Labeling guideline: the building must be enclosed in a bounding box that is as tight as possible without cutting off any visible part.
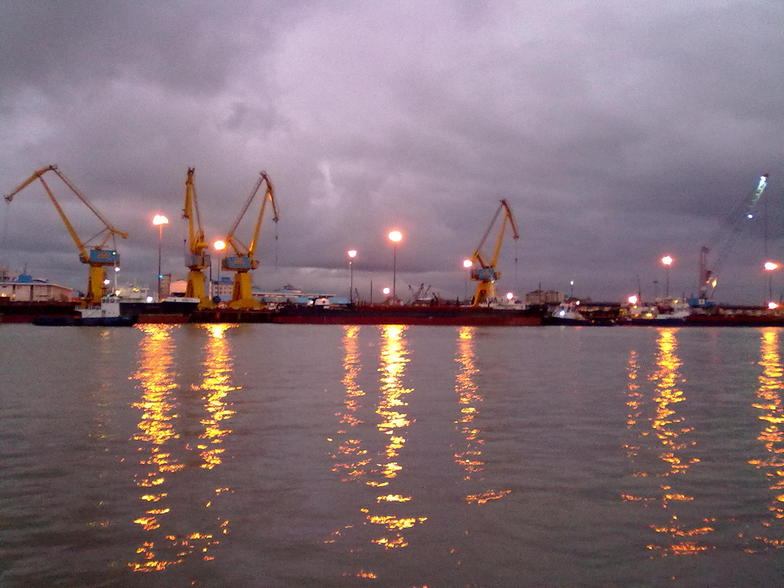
[0,274,73,302]
[525,289,564,306]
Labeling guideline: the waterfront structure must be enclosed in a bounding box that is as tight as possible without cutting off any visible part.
[0,274,72,302]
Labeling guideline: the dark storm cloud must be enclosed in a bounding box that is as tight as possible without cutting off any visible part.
[1,1,782,303]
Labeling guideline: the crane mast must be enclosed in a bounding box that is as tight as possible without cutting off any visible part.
[468,199,520,306]
[221,171,279,309]
[182,167,212,308]
[3,165,128,306]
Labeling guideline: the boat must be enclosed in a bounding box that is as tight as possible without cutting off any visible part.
[104,285,199,321]
[618,297,691,326]
[33,300,136,326]
[543,302,591,326]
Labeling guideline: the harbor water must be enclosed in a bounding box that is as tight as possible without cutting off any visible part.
[1,324,783,586]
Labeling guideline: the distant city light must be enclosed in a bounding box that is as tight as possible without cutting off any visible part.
[769,301,779,310]
[764,261,780,271]
[146,296,154,303]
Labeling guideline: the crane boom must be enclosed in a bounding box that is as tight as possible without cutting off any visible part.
[3,165,128,305]
[469,199,520,306]
[701,173,770,300]
[182,167,212,307]
[221,171,279,309]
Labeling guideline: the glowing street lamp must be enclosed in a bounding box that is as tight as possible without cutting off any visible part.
[211,239,227,299]
[347,249,358,303]
[388,230,403,302]
[764,260,780,306]
[661,255,673,298]
[152,214,169,300]
[382,286,391,298]
[462,258,473,302]
[628,294,639,305]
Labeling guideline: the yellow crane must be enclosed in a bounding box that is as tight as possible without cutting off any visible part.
[3,165,128,306]
[468,199,520,306]
[182,167,213,308]
[220,171,279,309]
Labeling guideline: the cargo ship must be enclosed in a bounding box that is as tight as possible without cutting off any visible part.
[269,303,543,326]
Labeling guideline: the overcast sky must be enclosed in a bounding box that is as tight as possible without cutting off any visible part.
[1,1,782,303]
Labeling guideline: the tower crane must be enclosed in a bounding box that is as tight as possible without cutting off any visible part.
[699,173,769,300]
[220,171,279,309]
[182,167,213,308]
[468,199,520,306]
[3,165,128,306]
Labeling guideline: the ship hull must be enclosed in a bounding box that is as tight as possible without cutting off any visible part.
[270,305,542,326]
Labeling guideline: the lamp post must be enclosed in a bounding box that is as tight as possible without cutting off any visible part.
[213,239,227,302]
[661,255,673,298]
[152,214,169,300]
[764,261,780,307]
[388,230,402,302]
[347,249,357,303]
[463,258,473,303]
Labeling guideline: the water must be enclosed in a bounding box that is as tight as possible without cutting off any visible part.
[1,323,782,586]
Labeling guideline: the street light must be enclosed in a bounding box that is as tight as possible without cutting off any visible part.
[388,230,403,302]
[152,214,169,300]
[212,239,227,301]
[661,255,673,298]
[463,258,473,302]
[347,249,358,304]
[764,260,780,306]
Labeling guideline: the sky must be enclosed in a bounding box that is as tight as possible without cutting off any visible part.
[1,0,782,304]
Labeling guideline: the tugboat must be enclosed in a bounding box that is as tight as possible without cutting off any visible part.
[33,299,135,326]
[544,301,590,326]
[619,297,691,326]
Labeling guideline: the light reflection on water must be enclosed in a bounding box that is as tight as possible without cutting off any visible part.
[749,328,784,550]
[454,326,511,504]
[128,323,238,573]
[622,328,714,557]
[6,325,784,585]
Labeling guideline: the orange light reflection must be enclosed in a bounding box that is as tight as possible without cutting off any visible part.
[621,329,713,557]
[454,326,510,504]
[748,329,784,551]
